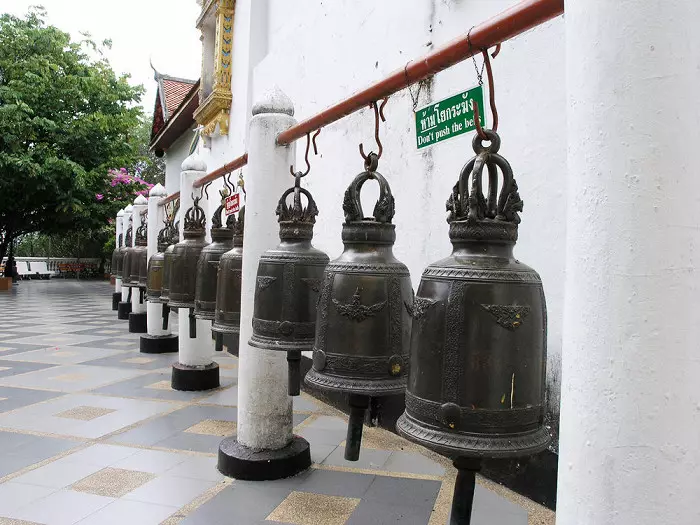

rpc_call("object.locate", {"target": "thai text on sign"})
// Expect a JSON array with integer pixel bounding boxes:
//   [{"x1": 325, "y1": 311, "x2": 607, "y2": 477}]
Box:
[
  {"x1": 225, "y1": 194, "x2": 240, "y2": 216},
  {"x1": 415, "y1": 86, "x2": 485, "y2": 149}
]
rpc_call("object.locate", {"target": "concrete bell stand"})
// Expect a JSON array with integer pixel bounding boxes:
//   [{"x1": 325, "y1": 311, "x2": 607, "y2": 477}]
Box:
[
  {"x1": 218, "y1": 88, "x2": 310, "y2": 480},
  {"x1": 141, "y1": 184, "x2": 179, "y2": 353},
  {"x1": 117, "y1": 204, "x2": 134, "y2": 320},
  {"x1": 112, "y1": 208, "x2": 125, "y2": 310},
  {"x1": 128, "y1": 195, "x2": 148, "y2": 333},
  {"x1": 171, "y1": 155, "x2": 220, "y2": 391}
]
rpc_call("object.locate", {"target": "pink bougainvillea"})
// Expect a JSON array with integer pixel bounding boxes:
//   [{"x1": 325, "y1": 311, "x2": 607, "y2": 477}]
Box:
[{"x1": 95, "y1": 193, "x2": 104, "y2": 200}]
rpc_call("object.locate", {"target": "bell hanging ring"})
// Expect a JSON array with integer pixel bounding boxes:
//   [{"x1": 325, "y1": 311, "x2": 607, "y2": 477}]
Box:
[
  {"x1": 249, "y1": 175, "x2": 329, "y2": 396},
  {"x1": 168, "y1": 196, "x2": 209, "y2": 339},
  {"x1": 397, "y1": 129, "x2": 551, "y2": 459},
  {"x1": 211, "y1": 207, "x2": 245, "y2": 356},
  {"x1": 305, "y1": 153, "x2": 412, "y2": 460}
]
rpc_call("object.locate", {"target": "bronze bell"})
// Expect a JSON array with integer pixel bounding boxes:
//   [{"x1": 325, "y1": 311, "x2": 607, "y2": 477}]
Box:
[
  {"x1": 168, "y1": 196, "x2": 209, "y2": 338},
  {"x1": 396, "y1": 130, "x2": 550, "y2": 460},
  {"x1": 194, "y1": 188, "x2": 235, "y2": 325},
  {"x1": 111, "y1": 233, "x2": 124, "y2": 278},
  {"x1": 138, "y1": 222, "x2": 149, "y2": 289},
  {"x1": 249, "y1": 177, "x2": 329, "y2": 396},
  {"x1": 160, "y1": 220, "x2": 180, "y2": 329},
  {"x1": 146, "y1": 220, "x2": 171, "y2": 302},
  {"x1": 130, "y1": 222, "x2": 148, "y2": 305},
  {"x1": 211, "y1": 207, "x2": 244, "y2": 356},
  {"x1": 120, "y1": 222, "x2": 135, "y2": 302},
  {"x1": 305, "y1": 153, "x2": 412, "y2": 459}
]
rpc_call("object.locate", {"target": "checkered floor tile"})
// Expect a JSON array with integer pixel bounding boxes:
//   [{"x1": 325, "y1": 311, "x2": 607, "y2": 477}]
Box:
[{"x1": 0, "y1": 280, "x2": 551, "y2": 524}]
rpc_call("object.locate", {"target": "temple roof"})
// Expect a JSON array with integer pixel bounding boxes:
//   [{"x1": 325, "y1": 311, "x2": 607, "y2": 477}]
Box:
[{"x1": 150, "y1": 70, "x2": 199, "y2": 153}]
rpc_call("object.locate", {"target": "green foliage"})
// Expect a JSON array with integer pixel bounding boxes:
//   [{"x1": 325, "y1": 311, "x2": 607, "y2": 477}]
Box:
[{"x1": 0, "y1": 8, "x2": 148, "y2": 260}]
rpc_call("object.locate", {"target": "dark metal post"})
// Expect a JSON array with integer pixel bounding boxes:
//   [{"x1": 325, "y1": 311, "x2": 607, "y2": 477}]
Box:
[
  {"x1": 344, "y1": 394, "x2": 369, "y2": 461},
  {"x1": 162, "y1": 304, "x2": 170, "y2": 330},
  {"x1": 189, "y1": 308, "x2": 196, "y2": 339},
  {"x1": 287, "y1": 349, "x2": 301, "y2": 396},
  {"x1": 449, "y1": 458, "x2": 481, "y2": 525}
]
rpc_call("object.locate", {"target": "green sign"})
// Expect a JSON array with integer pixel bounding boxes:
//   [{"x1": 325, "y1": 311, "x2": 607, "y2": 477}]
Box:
[{"x1": 415, "y1": 86, "x2": 485, "y2": 149}]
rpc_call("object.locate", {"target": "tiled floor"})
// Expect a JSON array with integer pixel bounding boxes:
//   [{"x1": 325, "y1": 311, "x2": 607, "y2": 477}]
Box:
[{"x1": 0, "y1": 280, "x2": 554, "y2": 525}]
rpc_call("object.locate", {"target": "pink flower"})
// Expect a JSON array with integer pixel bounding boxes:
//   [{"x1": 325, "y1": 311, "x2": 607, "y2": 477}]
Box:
[{"x1": 95, "y1": 193, "x2": 104, "y2": 200}]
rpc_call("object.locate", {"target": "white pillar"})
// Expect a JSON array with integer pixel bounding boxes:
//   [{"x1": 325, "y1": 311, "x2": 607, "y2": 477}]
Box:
[
  {"x1": 558, "y1": 2, "x2": 700, "y2": 523},
  {"x1": 177, "y1": 154, "x2": 215, "y2": 367},
  {"x1": 115, "y1": 209, "x2": 124, "y2": 293},
  {"x1": 146, "y1": 184, "x2": 170, "y2": 336},
  {"x1": 237, "y1": 88, "x2": 296, "y2": 450},
  {"x1": 130, "y1": 195, "x2": 148, "y2": 314},
  {"x1": 121, "y1": 204, "x2": 134, "y2": 302}
]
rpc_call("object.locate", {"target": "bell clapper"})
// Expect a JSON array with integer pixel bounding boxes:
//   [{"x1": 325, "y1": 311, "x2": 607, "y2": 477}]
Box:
[
  {"x1": 215, "y1": 332, "x2": 224, "y2": 352},
  {"x1": 287, "y1": 349, "x2": 302, "y2": 396},
  {"x1": 162, "y1": 303, "x2": 169, "y2": 330},
  {"x1": 345, "y1": 394, "x2": 370, "y2": 461},
  {"x1": 189, "y1": 308, "x2": 196, "y2": 339},
  {"x1": 449, "y1": 457, "x2": 482, "y2": 525}
]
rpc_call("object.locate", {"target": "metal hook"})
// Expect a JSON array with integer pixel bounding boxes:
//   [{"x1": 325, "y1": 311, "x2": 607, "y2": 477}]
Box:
[
  {"x1": 225, "y1": 172, "x2": 234, "y2": 194},
  {"x1": 237, "y1": 170, "x2": 246, "y2": 196},
  {"x1": 359, "y1": 98, "x2": 387, "y2": 162},
  {"x1": 203, "y1": 181, "x2": 212, "y2": 200},
  {"x1": 481, "y1": 48, "x2": 498, "y2": 133},
  {"x1": 289, "y1": 132, "x2": 316, "y2": 178}
]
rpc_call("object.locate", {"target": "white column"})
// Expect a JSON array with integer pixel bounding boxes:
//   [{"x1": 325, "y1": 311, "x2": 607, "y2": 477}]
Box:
[
  {"x1": 147, "y1": 184, "x2": 170, "y2": 336},
  {"x1": 115, "y1": 209, "x2": 124, "y2": 293},
  {"x1": 558, "y1": 2, "x2": 700, "y2": 523},
  {"x1": 178, "y1": 154, "x2": 215, "y2": 367},
  {"x1": 121, "y1": 204, "x2": 133, "y2": 302},
  {"x1": 237, "y1": 88, "x2": 296, "y2": 450},
  {"x1": 131, "y1": 195, "x2": 148, "y2": 314}
]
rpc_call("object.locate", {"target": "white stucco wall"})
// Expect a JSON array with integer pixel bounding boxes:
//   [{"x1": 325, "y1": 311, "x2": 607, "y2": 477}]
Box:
[
  {"x1": 165, "y1": 126, "x2": 197, "y2": 195},
  {"x1": 199, "y1": 0, "x2": 566, "y2": 445}
]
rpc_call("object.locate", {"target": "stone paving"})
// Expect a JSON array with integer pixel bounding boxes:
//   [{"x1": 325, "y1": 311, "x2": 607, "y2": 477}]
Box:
[{"x1": 0, "y1": 280, "x2": 554, "y2": 525}]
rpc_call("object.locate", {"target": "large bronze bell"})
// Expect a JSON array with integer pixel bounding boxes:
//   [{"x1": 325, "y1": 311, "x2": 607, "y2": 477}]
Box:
[
  {"x1": 111, "y1": 233, "x2": 123, "y2": 278},
  {"x1": 396, "y1": 130, "x2": 550, "y2": 460},
  {"x1": 168, "y1": 196, "x2": 209, "y2": 337},
  {"x1": 194, "y1": 188, "x2": 235, "y2": 325},
  {"x1": 112, "y1": 233, "x2": 124, "y2": 279},
  {"x1": 160, "y1": 220, "x2": 180, "y2": 329},
  {"x1": 138, "y1": 221, "x2": 149, "y2": 289},
  {"x1": 305, "y1": 153, "x2": 412, "y2": 460},
  {"x1": 130, "y1": 222, "x2": 148, "y2": 305},
  {"x1": 249, "y1": 176, "x2": 329, "y2": 396},
  {"x1": 120, "y1": 221, "x2": 135, "y2": 301},
  {"x1": 211, "y1": 207, "x2": 244, "y2": 356},
  {"x1": 146, "y1": 220, "x2": 171, "y2": 302}
]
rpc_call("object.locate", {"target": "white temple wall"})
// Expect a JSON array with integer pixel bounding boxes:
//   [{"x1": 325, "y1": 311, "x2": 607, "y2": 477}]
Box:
[{"x1": 202, "y1": 0, "x2": 566, "y2": 447}]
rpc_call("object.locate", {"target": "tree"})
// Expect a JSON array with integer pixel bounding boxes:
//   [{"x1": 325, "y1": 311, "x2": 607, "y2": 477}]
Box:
[{"x1": 0, "y1": 8, "x2": 145, "y2": 262}]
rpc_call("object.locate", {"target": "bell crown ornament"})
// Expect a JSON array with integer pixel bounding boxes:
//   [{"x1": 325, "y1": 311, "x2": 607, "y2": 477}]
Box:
[
  {"x1": 210, "y1": 187, "x2": 235, "y2": 241},
  {"x1": 156, "y1": 219, "x2": 171, "y2": 253},
  {"x1": 183, "y1": 195, "x2": 206, "y2": 238},
  {"x1": 275, "y1": 176, "x2": 319, "y2": 241},
  {"x1": 397, "y1": 129, "x2": 550, "y2": 460},
  {"x1": 445, "y1": 130, "x2": 523, "y2": 245},
  {"x1": 135, "y1": 221, "x2": 147, "y2": 247}
]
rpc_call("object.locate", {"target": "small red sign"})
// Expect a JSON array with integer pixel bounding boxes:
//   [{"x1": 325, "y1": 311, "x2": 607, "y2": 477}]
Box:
[{"x1": 225, "y1": 194, "x2": 240, "y2": 216}]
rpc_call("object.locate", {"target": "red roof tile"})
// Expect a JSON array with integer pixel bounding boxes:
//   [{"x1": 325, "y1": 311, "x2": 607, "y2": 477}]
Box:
[{"x1": 162, "y1": 78, "x2": 196, "y2": 118}]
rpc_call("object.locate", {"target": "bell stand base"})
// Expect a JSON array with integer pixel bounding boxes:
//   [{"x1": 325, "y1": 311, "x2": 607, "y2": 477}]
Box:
[
  {"x1": 111, "y1": 292, "x2": 121, "y2": 311},
  {"x1": 140, "y1": 334, "x2": 179, "y2": 354},
  {"x1": 171, "y1": 362, "x2": 220, "y2": 391},
  {"x1": 128, "y1": 312, "x2": 147, "y2": 333},
  {"x1": 449, "y1": 457, "x2": 482, "y2": 525},
  {"x1": 117, "y1": 302, "x2": 132, "y2": 320},
  {"x1": 217, "y1": 435, "x2": 311, "y2": 481}
]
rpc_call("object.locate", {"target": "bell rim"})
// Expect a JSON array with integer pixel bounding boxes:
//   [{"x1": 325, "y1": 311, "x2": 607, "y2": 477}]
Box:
[
  {"x1": 167, "y1": 299, "x2": 196, "y2": 309},
  {"x1": 249, "y1": 334, "x2": 313, "y2": 352},
  {"x1": 396, "y1": 412, "x2": 551, "y2": 459},
  {"x1": 193, "y1": 310, "x2": 215, "y2": 320},
  {"x1": 304, "y1": 368, "x2": 406, "y2": 396},
  {"x1": 211, "y1": 323, "x2": 241, "y2": 335}
]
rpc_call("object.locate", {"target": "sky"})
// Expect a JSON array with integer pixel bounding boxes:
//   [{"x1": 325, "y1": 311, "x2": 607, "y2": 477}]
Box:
[{"x1": 4, "y1": 0, "x2": 202, "y2": 115}]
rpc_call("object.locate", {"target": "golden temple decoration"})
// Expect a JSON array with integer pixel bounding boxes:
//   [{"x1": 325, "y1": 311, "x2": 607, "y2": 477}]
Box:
[{"x1": 195, "y1": 0, "x2": 235, "y2": 136}]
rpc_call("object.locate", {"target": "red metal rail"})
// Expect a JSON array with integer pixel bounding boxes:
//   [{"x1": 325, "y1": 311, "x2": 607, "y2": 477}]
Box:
[
  {"x1": 193, "y1": 153, "x2": 248, "y2": 189},
  {"x1": 156, "y1": 0, "x2": 563, "y2": 205},
  {"x1": 277, "y1": 0, "x2": 563, "y2": 145},
  {"x1": 159, "y1": 192, "x2": 180, "y2": 207}
]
